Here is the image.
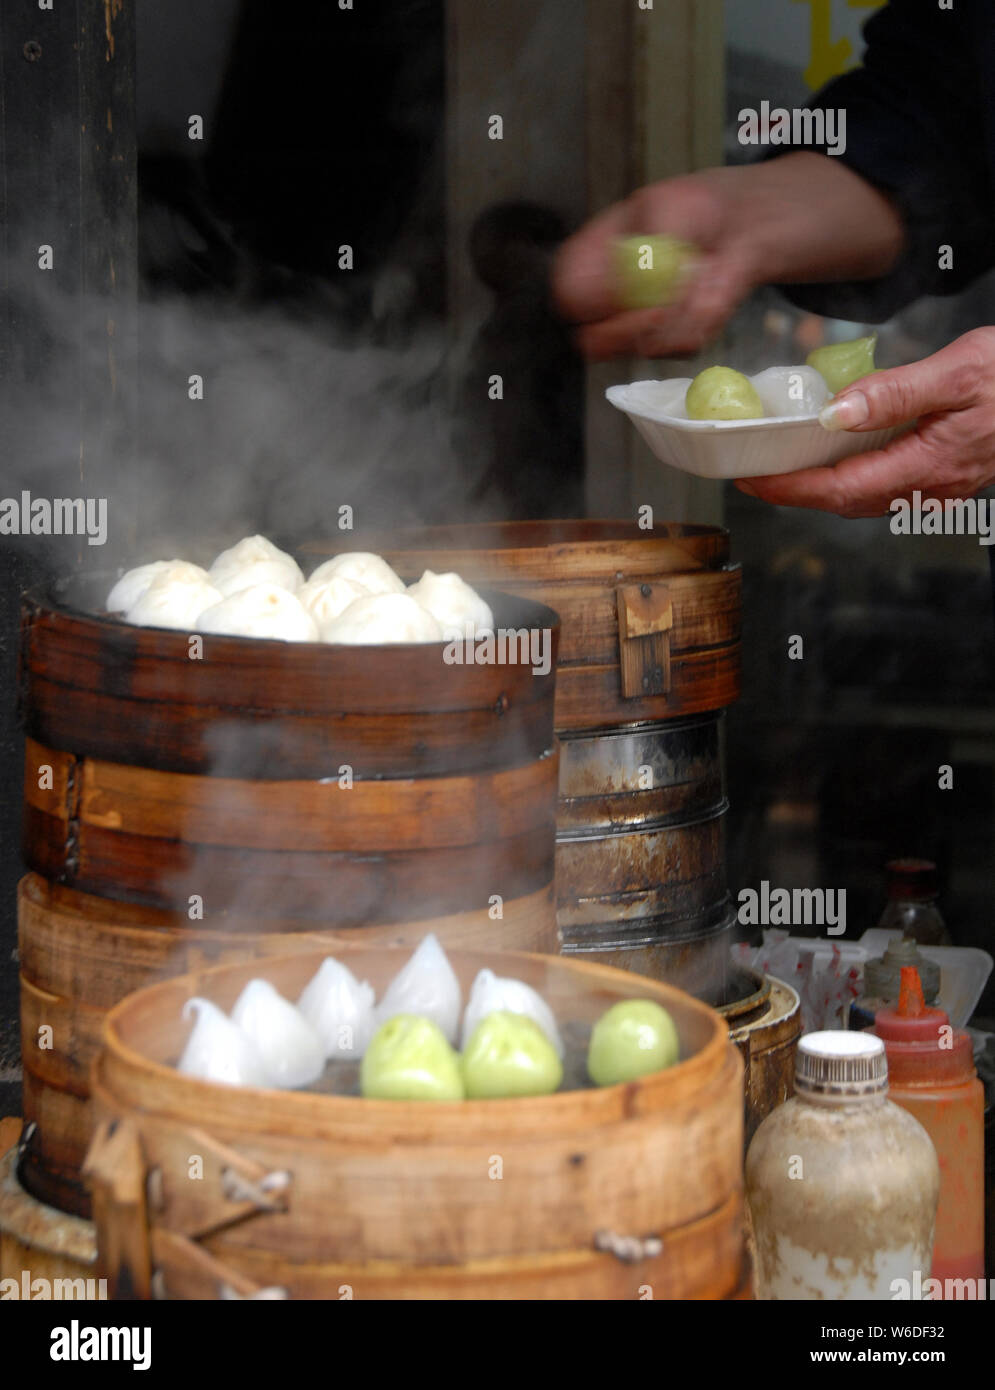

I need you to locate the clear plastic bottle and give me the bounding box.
[746,1031,939,1300]
[872,967,985,1294]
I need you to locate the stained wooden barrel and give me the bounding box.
[304,522,741,994]
[86,946,747,1300]
[17,573,561,1217]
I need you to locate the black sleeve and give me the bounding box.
[772,0,995,322]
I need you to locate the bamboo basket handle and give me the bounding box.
[594,1230,664,1263]
[150,1229,288,1301]
[616,583,673,699]
[153,1125,294,1243]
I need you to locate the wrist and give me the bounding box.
[713,153,907,288]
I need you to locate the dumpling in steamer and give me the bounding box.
[308,552,406,596]
[230,979,326,1089]
[107,560,211,614]
[460,968,564,1057]
[374,933,462,1044]
[126,573,223,630]
[297,957,376,1060]
[195,584,318,642]
[406,570,494,641]
[749,365,830,419]
[298,573,371,629]
[177,998,270,1089]
[320,592,442,645]
[208,535,303,597]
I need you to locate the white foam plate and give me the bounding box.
[606,377,903,480]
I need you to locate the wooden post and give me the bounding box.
[83,1119,152,1300]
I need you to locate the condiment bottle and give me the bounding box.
[746,1030,939,1300]
[849,935,940,1030]
[876,858,950,946]
[871,966,985,1293]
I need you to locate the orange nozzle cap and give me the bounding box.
[897,966,926,1017]
[873,965,949,1042]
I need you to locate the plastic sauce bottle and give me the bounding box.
[746,1031,939,1300]
[871,966,985,1294]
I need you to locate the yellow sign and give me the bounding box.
[793,0,887,91]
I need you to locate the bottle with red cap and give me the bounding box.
[872,966,985,1293]
[877,859,951,946]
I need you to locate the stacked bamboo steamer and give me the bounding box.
[15,572,560,1217]
[86,947,748,1300]
[316,521,742,1000]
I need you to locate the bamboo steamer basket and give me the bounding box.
[17,572,560,1218]
[304,522,741,995]
[85,946,748,1301]
[19,575,559,918]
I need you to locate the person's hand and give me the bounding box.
[735,327,995,516]
[552,156,905,361]
[552,170,760,359]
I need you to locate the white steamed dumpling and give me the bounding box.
[126,573,223,630]
[320,592,443,645]
[308,552,406,596]
[749,365,830,419]
[297,958,376,1060]
[178,997,271,1088]
[208,535,303,597]
[374,934,462,1044]
[212,558,306,597]
[195,584,319,642]
[107,560,210,614]
[460,968,564,1057]
[298,573,371,629]
[406,570,494,641]
[230,979,326,1089]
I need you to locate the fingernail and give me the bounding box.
[819,391,869,431]
[736,481,757,496]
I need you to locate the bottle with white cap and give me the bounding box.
[745,1030,940,1300]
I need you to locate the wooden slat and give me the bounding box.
[496,567,740,665]
[20,590,558,777]
[553,645,740,728]
[24,806,554,920]
[151,1191,744,1301]
[366,519,729,582]
[22,676,553,778]
[24,740,557,852]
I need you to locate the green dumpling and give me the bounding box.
[806,335,877,394]
[361,1014,464,1101]
[614,235,695,310]
[587,999,679,1087]
[462,1012,563,1099]
[685,366,765,421]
